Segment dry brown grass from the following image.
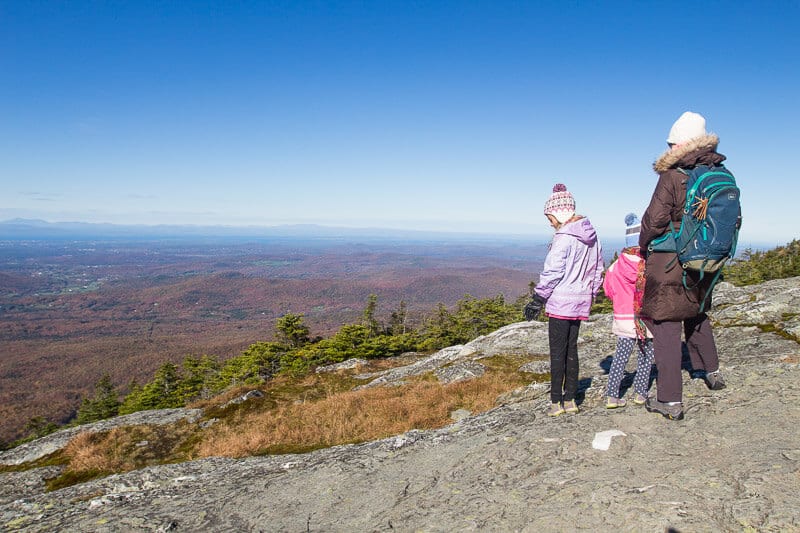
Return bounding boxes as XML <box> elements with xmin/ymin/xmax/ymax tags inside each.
<box><xmin>62</xmin><ymin>430</ymin><xmax>130</xmax><ymax>473</ymax></box>
<box><xmin>196</xmin><ymin>371</ymin><xmax>526</xmax><ymax>458</ymax></box>
<box><xmin>52</xmin><ymin>422</ymin><xmax>199</xmax><ymax>490</ymax></box>
<box><xmin>47</xmin><ymin>354</ymin><xmax>536</xmax><ymax>490</ymax></box>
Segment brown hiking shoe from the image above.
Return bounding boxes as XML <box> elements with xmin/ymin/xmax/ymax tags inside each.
<box><xmin>645</xmin><ymin>397</ymin><xmax>684</xmax><ymax>420</ymax></box>
<box><xmin>705</xmin><ymin>370</ymin><xmax>726</xmax><ymax>390</ymax></box>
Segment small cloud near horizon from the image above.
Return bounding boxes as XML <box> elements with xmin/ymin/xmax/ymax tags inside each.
<box><xmin>21</xmin><ymin>192</ymin><xmax>62</xmax><ymax>202</ymax></box>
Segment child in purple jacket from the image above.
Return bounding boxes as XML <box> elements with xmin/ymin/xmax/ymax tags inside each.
<box><xmin>602</xmin><ymin>213</ymin><xmax>654</xmax><ymax>408</ymax></box>
<box><xmin>525</xmin><ymin>184</ymin><xmax>604</xmax><ymax>417</ymax></box>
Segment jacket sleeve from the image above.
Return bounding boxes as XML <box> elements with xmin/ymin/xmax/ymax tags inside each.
<box><xmin>535</xmin><ymin>235</ymin><xmax>569</xmax><ymax>299</ymax></box>
<box><xmin>602</xmin><ymin>259</ymin><xmax>617</xmax><ymax>300</ymax></box>
<box><xmin>593</xmin><ymin>242</ymin><xmax>605</xmax><ymax>298</ymax></box>
<box><xmin>640</xmin><ymin>172</ymin><xmax>678</xmax><ymax>249</ymax></box>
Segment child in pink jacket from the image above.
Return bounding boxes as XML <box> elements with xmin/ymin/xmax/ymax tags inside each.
<box><xmin>602</xmin><ymin>213</ymin><xmax>654</xmax><ymax>408</ymax></box>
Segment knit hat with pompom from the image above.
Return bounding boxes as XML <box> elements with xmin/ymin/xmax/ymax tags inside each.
<box><xmin>625</xmin><ymin>212</ymin><xmax>641</xmax><ymax>247</ymax></box>
<box><xmin>543</xmin><ymin>184</ymin><xmax>576</xmax><ymax>224</ymax></box>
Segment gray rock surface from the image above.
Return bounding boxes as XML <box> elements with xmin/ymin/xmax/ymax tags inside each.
<box><xmin>518</xmin><ymin>359</ymin><xmax>550</xmax><ymax>374</ymax></box>
<box><xmin>0</xmin><ymin>409</ymin><xmax>202</xmax><ymax>467</ymax></box>
<box><xmin>435</xmin><ymin>361</ymin><xmax>486</xmax><ymax>384</ymax></box>
<box><xmin>316</xmin><ymin>358</ymin><xmax>369</xmax><ymax>373</ymax></box>
<box><xmin>2</xmin><ymin>278</ymin><xmax>800</xmax><ymax>531</ymax></box>
<box><xmin>220</xmin><ymin>390</ymin><xmax>264</xmax><ymax>408</ymax></box>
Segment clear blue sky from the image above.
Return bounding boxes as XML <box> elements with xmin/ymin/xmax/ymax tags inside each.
<box><xmin>2</xmin><ymin>1</ymin><xmax>798</xmax><ymax>247</ymax></box>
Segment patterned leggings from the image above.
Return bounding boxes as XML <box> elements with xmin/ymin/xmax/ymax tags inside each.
<box><xmin>606</xmin><ymin>336</ymin><xmax>655</xmax><ymax>398</ymax></box>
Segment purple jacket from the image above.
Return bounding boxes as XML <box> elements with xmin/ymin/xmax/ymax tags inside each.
<box><xmin>534</xmin><ymin>217</ymin><xmax>604</xmax><ymax>319</ymax></box>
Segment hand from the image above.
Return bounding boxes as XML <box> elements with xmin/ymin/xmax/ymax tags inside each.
<box><xmin>524</xmin><ymin>294</ymin><xmax>547</xmax><ymax>321</ymax></box>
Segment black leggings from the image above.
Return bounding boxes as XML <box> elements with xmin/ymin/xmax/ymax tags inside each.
<box><xmin>549</xmin><ymin>317</ymin><xmax>581</xmax><ymax>403</ymax></box>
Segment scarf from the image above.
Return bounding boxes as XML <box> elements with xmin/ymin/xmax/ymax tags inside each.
<box><xmin>630</xmin><ymin>247</ymin><xmax>649</xmax><ymax>340</ymax></box>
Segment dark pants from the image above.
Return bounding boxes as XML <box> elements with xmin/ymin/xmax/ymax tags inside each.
<box><xmin>549</xmin><ymin>317</ymin><xmax>581</xmax><ymax>404</ymax></box>
<box><xmin>645</xmin><ymin>313</ymin><xmax>719</xmax><ymax>403</ymax></box>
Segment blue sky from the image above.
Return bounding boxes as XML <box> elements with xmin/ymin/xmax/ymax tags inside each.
<box><xmin>1</xmin><ymin>1</ymin><xmax>798</xmax><ymax>247</ymax></box>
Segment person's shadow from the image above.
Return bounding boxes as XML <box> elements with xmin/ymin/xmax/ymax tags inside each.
<box><xmin>599</xmin><ymin>351</ymin><xmax>657</xmax><ymax>398</ymax></box>
<box><xmin>597</xmin><ymin>341</ymin><xmax>701</xmax><ymax>398</ymax></box>
<box><xmin>575</xmin><ymin>376</ymin><xmax>594</xmax><ymax>405</ymax></box>
<box><xmin>681</xmin><ymin>342</ymin><xmax>706</xmax><ymax>377</ymax></box>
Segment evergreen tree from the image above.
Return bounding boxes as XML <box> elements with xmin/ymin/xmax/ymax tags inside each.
<box><xmin>389</xmin><ymin>300</ymin><xmax>408</xmax><ymax>335</ymax></box>
<box><xmin>119</xmin><ymin>362</ymin><xmax>182</xmax><ymax>414</ymax></box>
<box><xmin>176</xmin><ymin>355</ymin><xmax>221</xmax><ymax>403</ymax></box>
<box><xmin>320</xmin><ymin>323</ymin><xmax>372</xmax><ymax>360</ymax></box>
<box><xmin>24</xmin><ymin>416</ymin><xmax>59</xmax><ymax>440</ymax></box>
<box><xmin>724</xmin><ymin>240</ymin><xmax>800</xmax><ymax>286</ymax></box>
<box><xmin>418</xmin><ymin>295</ymin><xmax>521</xmax><ymax>351</ymax></box>
<box><xmin>75</xmin><ymin>374</ymin><xmax>121</xmax><ymax>424</ymax></box>
<box><xmin>527</xmin><ymin>280</ymin><xmax>537</xmax><ymax>297</ymax></box>
<box><xmin>591</xmin><ymin>284</ymin><xmax>614</xmax><ymax>314</ymax></box>
<box><xmin>419</xmin><ymin>302</ymin><xmax>459</xmax><ymax>351</ymax></box>
<box><xmin>214</xmin><ymin>342</ymin><xmax>285</xmax><ymax>390</ymax></box>
<box><xmin>362</xmin><ymin>293</ymin><xmax>380</xmax><ymax>337</ymax></box>
<box><xmin>452</xmin><ymin>294</ymin><xmax>519</xmax><ymax>340</ymax></box>
<box><xmin>275</xmin><ymin>313</ymin><xmax>311</xmax><ymax>348</ymax></box>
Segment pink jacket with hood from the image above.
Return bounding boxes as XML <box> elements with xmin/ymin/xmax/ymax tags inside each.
<box><xmin>602</xmin><ymin>250</ymin><xmax>653</xmax><ymax>338</ymax></box>
<box><xmin>534</xmin><ymin>217</ymin><xmax>604</xmax><ymax>319</ymax></box>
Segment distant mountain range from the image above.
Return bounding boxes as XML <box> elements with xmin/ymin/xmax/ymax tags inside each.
<box><xmin>0</xmin><ymin>218</ymin><xmax>548</xmax><ymax>243</ymax></box>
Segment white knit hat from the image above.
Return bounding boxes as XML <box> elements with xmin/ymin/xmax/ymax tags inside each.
<box><xmin>667</xmin><ymin>111</ymin><xmax>707</xmax><ymax>145</ymax></box>
<box><xmin>544</xmin><ymin>183</ymin><xmax>576</xmax><ymax>224</ymax></box>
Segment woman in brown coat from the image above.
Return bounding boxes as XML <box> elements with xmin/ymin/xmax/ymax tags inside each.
<box><xmin>639</xmin><ymin>111</ymin><xmax>727</xmax><ymax>421</ymax></box>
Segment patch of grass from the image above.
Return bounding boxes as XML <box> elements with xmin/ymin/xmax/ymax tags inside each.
<box><xmin>363</xmin><ymin>352</ymin><xmax>429</xmax><ymax>372</ymax></box>
<box><xmin>268</xmin><ymin>373</ymin><xmax>362</xmax><ymax>404</ymax></box>
<box><xmin>196</xmin><ymin>372</ymin><xmax>365</xmax><ymax>423</ymax></box>
<box><xmin>406</xmin><ymin>371</ymin><xmax>439</xmax><ymax>383</ymax></box>
<box><xmin>480</xmin><ymin>353</ymin><xmax>541</xmax><ymax>375</ymax></box>
<box><xmin>46</xmin><ymin>468</ymin><xmax>112</xmax><ymax>492</ymax></box>
<box><xmin>195</xmin><ymin>368</ymin><xmax>532</xmax><ymax>459</ymax></box>
<box><xmin>46</xmin><ymin>421</ymin><xmax>199</xmax><ymax>491</ymax></box>
<box><xmin>255</xmin><ymin>442</ymin><xmax>340</xmax><ymax>456</ymax></box>
<box><xmin>480</xmin><ymin>353</ymin><xmax>551</xmax><ymax>396</ymax></box>
<box><xmin>757</xmin><ymin>324</ymin><xmax>799</xmax><ymax>343</ymax></box>
<box><xmin>38</xmin><ymin>352</ymin><xmax>541</xmax><ymax>489</ymax></box>
<box><xmin>0</xmin><ymin>450</ymin><xmax>68</xmax><ymax>473</ymax></box>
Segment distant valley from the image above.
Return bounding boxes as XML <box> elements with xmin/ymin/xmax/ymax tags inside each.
<box><xmin>0</xmin><ymin>224</ymin><xmax>552</xmax><ymax>444</ymax></box>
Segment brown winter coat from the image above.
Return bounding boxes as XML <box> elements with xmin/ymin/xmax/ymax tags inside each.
<box><xmin>638</xmin><ymin>134</ymin><xmax>726</xmax><ymax>321</ymax></box>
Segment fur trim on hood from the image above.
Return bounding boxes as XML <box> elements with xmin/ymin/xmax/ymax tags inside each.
<box><xmin>654</xmin><ymin>133</ymin><xmax>719</xmax><ymax>173</ymax></box>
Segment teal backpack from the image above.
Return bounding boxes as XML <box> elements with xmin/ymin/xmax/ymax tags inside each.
<box><xmin>648</xmin><ymin>164</ymin><xmax>742</xmax><ymax>311</ymax></box>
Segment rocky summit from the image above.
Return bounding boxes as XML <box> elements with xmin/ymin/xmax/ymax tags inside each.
<box><xmin>2</xmin><ymin>278</ymin><xmax>800</xmax><ymax>532</ymax></box>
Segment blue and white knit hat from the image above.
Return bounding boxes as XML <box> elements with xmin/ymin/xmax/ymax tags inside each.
<box><xmin>625</xmin><ymin>213</ymin><xmax>641</xmax><ymax>247</ymax></box>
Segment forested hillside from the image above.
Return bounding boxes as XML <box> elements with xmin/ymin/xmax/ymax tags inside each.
<box><xmin>0</xmin><ymin>238</ymin><xmax>546</xmax><ymax>446</ymax></box>
<box><xmin>723</xmin><ymin>239</ymin><xmax>800</xmax><ymax>285</ymax></box>
<box><xmin>5</xmin><ymin>238</ymin><xmax>798</xmax><ymax>450</ymax></box>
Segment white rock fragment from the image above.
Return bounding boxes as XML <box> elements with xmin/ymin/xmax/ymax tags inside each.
<box><xmin>88</xmin><ymin>497</ymin><xmax>113</xmax><ymax>510</ymax></box>
<box><xmin>450</xmin><ymin>409</ymin><xmax>471</xmax><ymax>421</ymax></box>
<box><xmin>592</xmin><ymin>429</ymin><xmax>626</xmax><ymax>451</ymax></box>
